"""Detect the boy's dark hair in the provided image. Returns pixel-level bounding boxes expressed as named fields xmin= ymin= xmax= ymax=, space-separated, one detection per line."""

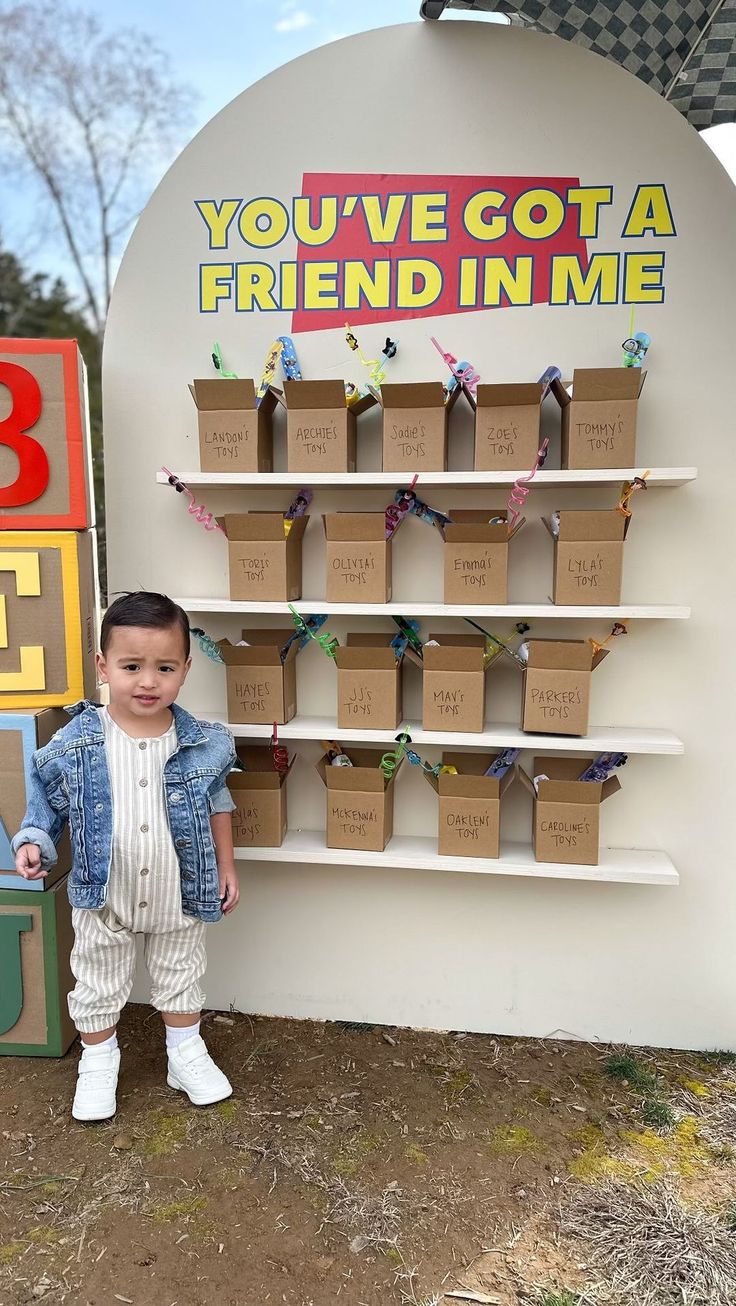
xmin=100 ymin=592 xmax=190 ymax=658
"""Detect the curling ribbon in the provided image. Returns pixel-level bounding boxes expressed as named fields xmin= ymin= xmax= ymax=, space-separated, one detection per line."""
xmin=463 ymin=617 xmax=530 ymax=668
xmin=618 ymin=471 xmax=650 ymax=518
xmin=588 ymin=621 xmax=628 ymax=658
xmin=345 ymin=323 xmax=398 ymax=388
xmin=287 ymin=603 xmax=339 ymax=659
xmin=271 ymin=722 xmax=290 ymax=777
xmin=190 ymin=627 xmax=225 ymax=662
xmin=161 ymin=467 xmax=225 ymax=535
xmin=429 ymin=337 xmax=481 ymax=397
xmin=379 ymin=727 xmax=410 ymax=782
xmin=255 ymin=339 xmax=284 ymax=406
xmin=212 ymin=342 xmax=238 ymax=378
xmin=506 ymin=438 xmax=550 ymax=534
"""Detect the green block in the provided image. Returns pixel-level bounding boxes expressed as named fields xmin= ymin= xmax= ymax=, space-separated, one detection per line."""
xmin=0 ymin=876 xmax=76 ymax=1057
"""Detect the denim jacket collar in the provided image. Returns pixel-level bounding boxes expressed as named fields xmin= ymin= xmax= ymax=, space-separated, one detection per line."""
xmin=63 ymin=699 xmax=208 ymax=748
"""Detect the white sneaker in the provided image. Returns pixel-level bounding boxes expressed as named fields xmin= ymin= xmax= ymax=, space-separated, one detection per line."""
xmin=72 ymin=1045 xmax=120 ymax=1122
xmin=167 ymin=1034 xmax=232 ymax=1106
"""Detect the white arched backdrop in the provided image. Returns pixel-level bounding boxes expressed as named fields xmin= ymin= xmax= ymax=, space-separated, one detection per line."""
xmin=104 ymin=21 xmax=735 ymax=1049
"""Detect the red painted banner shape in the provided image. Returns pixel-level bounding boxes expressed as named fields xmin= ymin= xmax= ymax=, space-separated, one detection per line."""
xmin=291 ymin=171 xmax=587 ymax=332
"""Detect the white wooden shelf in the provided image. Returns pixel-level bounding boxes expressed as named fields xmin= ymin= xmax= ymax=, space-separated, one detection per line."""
xmin=157 ymin=468 xmax=697 ymax=489
xmin=233 ymin=831 xmax=678 ymax=885
xmin=178 ymin=598 xmax=691 ymax=620
xmin=218 ymin=715 xmax=684 ymax=756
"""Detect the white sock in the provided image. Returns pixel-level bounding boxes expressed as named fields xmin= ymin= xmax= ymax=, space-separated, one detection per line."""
xmin=165 ymin=1021 xmax=200 ymax=1051
xmin=81 ymin=1032 xmax=118 ymax=1051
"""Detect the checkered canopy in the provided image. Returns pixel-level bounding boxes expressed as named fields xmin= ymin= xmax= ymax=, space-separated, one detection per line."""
xmin=421 ymin=1 xmax=736 ymax=129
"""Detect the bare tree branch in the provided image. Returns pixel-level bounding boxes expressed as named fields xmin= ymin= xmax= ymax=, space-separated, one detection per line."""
xmin=0 ymin=0 xmax=196 ymax=336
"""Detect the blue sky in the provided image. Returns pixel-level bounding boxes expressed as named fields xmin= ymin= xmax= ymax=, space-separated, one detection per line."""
xmin=1 ymin=0 xmax=509 ymax=296
xmin=2 ymin=0 xmax=732 ymax=302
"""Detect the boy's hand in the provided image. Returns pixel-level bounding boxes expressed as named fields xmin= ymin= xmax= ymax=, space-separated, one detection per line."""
xmin=219 ymin=866 xmax=240 ymax=915
xmin=15 ymin=844 xmax=47 ymax=880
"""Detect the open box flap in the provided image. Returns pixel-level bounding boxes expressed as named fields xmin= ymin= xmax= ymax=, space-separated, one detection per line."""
xmin=221 ymin=513 xmax=308 ymax=543
xmin=190 ymin=378 xmax=258 ymax=411
xmin=570 ymin=367 xmax=646 ymax=402
xmin=381 ymin=381 xmax=447 ymax=410
xmin=557 ymin=510 xmax=627 ymax=542
xmin=323 ymin=512 xmax=386 ymax=542
xmin=284 ymin=379 xmax=347 ymax=409
xmin=526 ymin=639 xmax=593 ymax=672
xmin=334 ymin=646 xmax=397 ymax=670
xmin=476 ymin=382 xmax=544 ymax=408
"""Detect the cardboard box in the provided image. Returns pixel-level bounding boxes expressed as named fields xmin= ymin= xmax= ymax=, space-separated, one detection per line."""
xmin=189 ymin=378 xmax=275 ymax=472
xmin=425 ymin=750 xmax=516 ymax=859
xmin=521 ymin=639 xmax=608 ymax=737
xmin=553 ymin=369 xmax=645 ymax=469
xmin=277 ymin=380 xmax=375 ymax=473
xmin=219 ymin=629 xmax=298 ymax=725
xmin=518 ymin=755 xmax=621 ymax=865
xmin=227 ymin=744 xmax=293 ymax=848
xmin=471 ymin=382 xmax=544 ymax=471
xmin=317 ymin=746 xmax=400 ymax=853
xmin=380 ymin=381 xmax=456 ymax=472
xmin=422 ymin=633 xmax=487 ymax=733
xmin=546 ymin=510 xmax=629 ymax=606
xmin=1 ymin=709 xmax=71 ymax=890
xmin=0 ymin=874 xmax=76 ymax=1056
xmin=335 ymin=633 xmax=402 ymax=731
xmin=444 ymin=509 xmax=522 ymax=604
xmin=0 ymin=338 xmax=94 ymax=531
xmin=220 ymin=512 xmax=308 ymax=602
xmin=324 ymin=513 xmax=391 ymax=603
xmin=0 ymin=530 xmax=97 ymax=709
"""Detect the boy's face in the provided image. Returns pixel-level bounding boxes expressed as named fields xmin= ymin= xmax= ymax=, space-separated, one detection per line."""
xmin=96 ymin=624 xmax=191 ymax=718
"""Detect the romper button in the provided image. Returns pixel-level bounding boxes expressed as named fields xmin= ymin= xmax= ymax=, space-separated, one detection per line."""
xmin=170 ymin=793 xmax=180 ymax=804
xmin=139 ymin=778 xmax=148 ymax=788
xmin=175 ymin=837 xmax=187 ymax=847
xmin=140 ymin=823 xmax=149 ymax=833
xmin=140 ymin=867 xmax=150 ymax=876
xmin=95 ymin=803 xmax=103 ymax=812
xmin=139 ymin=900 xmax=148 ymax=909
xmin=139 ymin=742 xmax=147 ymax=750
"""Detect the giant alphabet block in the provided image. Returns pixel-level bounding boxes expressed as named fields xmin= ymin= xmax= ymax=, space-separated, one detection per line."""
xmin=0 ymin=709 xmax=71 ymax=890
xmin=0 ymin=875 xmax=76 ymax=1057
xmin=0 ymin=530 xmax=97 ymax=709
xmin=0 ymin=338 xmax=94 ymax=530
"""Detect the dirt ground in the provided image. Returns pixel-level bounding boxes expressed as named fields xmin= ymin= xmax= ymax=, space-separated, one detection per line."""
xmin=1 ymin=1009 xmax=735 ymax=1306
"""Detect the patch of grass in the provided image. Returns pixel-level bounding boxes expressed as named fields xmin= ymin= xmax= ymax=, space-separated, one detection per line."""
xmin=605 ymin=1054 xmax=658 ymax=1095
xmin=620 ymin=1115 xmax=713 ymax=1180
xmin=568 ymin=1148 xmax=639 ymax=1184
xmin=216 ymin=1099 xmax=240 ymax=1122
xmin=532 ymin=1086 xmax=553 ymax=1108
xmin=538 ymin=1292 xmax=583 ymax=1306
xmin=148 ymin=1195 xmax=208 ymax=1224
xmin=0 ymin=1242 xmax=24 ymax=1266
xmin=487 ymin=1125 xmax=542 ymax=1155
xmin=443 ymin=1068 xmax=473 ymax=1101
xmin=679 ymin=1078 xmax=711 ymax=1098
xmin=641 ymin=1099 xmax=676 ymax=1130
xmin=404 ymin=1143 xmax=429 ymax=1166
xmin=25 ymin=1225 xmax=60 ymax=1246
xmin=142 ymin=1111 xmax=188 ymax=1156
xmin=701 ymin=1050 xmax=736 ymax=1067
xmin=723 ymin=1202 xmax=736 ymax=1232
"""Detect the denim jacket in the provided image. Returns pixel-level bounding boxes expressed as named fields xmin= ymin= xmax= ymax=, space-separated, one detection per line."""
xmin=11 ymin=700 xmax=237 ymax=924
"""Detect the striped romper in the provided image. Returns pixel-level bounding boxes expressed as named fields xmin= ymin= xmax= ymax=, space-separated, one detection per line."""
xmin=67 ymin=707 xmax=207 ymax=1033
